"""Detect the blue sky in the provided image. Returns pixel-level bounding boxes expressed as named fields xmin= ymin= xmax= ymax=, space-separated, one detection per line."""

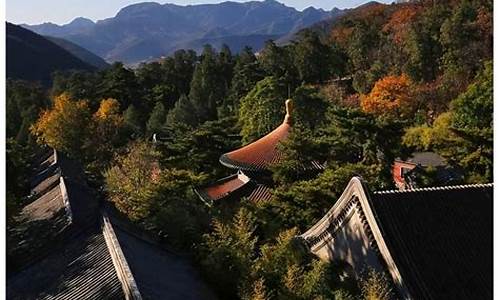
xmin=7 ymin=0 xmax=390 ymax=25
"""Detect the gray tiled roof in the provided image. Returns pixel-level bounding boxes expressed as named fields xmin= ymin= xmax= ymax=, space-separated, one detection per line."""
xmin=370 ymin=184 xmax=493 ymax=299
xmin=8 ymin=227 xmax=124 ymax=300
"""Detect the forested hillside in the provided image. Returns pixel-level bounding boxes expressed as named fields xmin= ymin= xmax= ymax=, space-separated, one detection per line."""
xmin=6 ymin=23 xmax=95 ymax=84
xmin=7 ymin=0 xmax=492 ymax=298
xmin=45 ymin=36 xmax=109 ymax=69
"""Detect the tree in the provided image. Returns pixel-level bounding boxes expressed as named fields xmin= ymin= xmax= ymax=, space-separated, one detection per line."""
xmin=165 ymin=94 xmax=197 ymax=128
xmin=201 ymin=208 xmax=258 ymax=298
xmin=239 ymin=77 xmax=287 ymax=143
xmin=293 ymin=30 xmax=333 ymax=84
xmin=30 ymin=93 xmax=91 ymax=158
xmin=226 ymin=47 xmax=265 ymax=113
xmin=403 ymin=61 xmax=493 ymax=182
xmin=258 ymin=41 xmax=299 ymax=88
xmin=361 ymin=74 xmax=414 ymax=118
xmin=146 ymin=102 xmax=167 ymax=136
xmin=123 ymin=104 xmax=144 ymax=137
xmin=104 ymin=141 xmax=161 ymax=221
xmin=189 ymin=45 xmax=227 ymax=124
xmin=359 ymin=268 xmax=393 ymax=300
xmin=86 ymin=98 xmax=127 ymax=171
xmin=98 ymin=62 xmax=139 ymax=109
xmin=7 ymin=80 xmax=49 ymax=144
xmin=440 ymin=1 xmax=483 ymax=89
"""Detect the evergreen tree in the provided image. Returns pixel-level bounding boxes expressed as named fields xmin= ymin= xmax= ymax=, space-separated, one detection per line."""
xmin=146 ymin=102 xmax=167 ymax=136
xmin=189 ymin=45 xmax=227 ymax=124
xmin=98 ymin=62 xmax=139 ymax=109
xmin=239 ymin=76 xmax=287 ymax=143
xmin=293 ymin=30 xmax=333 ymax=84
xmin=123 ymin=104 xmax=144 ymax=137
xmin=227 ymin=47 xmax=265 ymax=113
xmin=165 ymin=94 xmax=197 ymax=127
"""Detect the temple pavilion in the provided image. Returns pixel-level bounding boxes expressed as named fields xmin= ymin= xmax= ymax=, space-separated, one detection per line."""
xmin=194 ymin=99 xmax=323 ymax=206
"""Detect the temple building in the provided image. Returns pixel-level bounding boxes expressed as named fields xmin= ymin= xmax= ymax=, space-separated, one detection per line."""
xmin=298 ymin=177 xmax=492 ymax=299
xmin=392 ymin=152 xmax=461 ymax=189
xmin=7 ymin=150 xmax=216 ymax=300
xmin=195 ymin=99 xmax=323 ymax=206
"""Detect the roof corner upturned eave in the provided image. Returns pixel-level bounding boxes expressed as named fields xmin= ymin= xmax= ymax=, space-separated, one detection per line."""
xmin=299 ymin=176 xmax=412 ymax=299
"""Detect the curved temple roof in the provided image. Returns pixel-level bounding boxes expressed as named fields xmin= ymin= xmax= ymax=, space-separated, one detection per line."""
xmin=220 ymin=99 xmax=323 ymax=172
xmin=299 ymin=178 xmax=493 ymax=300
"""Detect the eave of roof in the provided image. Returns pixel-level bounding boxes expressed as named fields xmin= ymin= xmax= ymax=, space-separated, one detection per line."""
xmin=220 ymin=120 xmax=291 ymax=172
xmin=300 ymin=178 xmax=493 ymax=300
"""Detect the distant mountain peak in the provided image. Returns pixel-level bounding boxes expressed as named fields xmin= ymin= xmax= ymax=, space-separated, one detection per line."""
xmin=68 ymin=17 xmax=95 ymax=26
xmin=23 ymin=0 xmax=344 ymax=64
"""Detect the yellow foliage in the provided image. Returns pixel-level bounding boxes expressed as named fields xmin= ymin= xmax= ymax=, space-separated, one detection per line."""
xmin=361 ymin=74 xmax=413 ymax=117
xmin=94 ymin=98 xmax=121 ymax=120
xmin=30 ymin=93 xmax=91 ymax=155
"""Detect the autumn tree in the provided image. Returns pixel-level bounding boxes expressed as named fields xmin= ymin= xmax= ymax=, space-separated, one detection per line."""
xmin=86 ymin=98 xmax=127 ymax=171
xmin=361 ymin=74 xmax=414 ymax=118
xmin=30 ymin=93 xmax=92 ymax=158
xmin=403 ymin=61 xmax=492 ymax=182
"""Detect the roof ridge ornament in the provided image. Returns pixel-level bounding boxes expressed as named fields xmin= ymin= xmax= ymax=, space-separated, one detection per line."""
xmin=284 ymin=99 xmax=293 ymax=124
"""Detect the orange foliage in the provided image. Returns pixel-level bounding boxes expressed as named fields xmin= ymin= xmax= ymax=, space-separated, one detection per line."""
xmin=361 ymin=74 xmax=413 ymax=117
xmin=383 ymin=5 xmax=421 ymax=44
xmin=331 ymin=27 xmax=354 ymax=47
xmin=94 ymin=98 xmax=121 ymax=120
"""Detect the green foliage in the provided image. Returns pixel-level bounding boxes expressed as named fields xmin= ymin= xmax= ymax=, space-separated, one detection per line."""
xmin=159 ymin=116 xmax=241 ymax=178
xmin=239 ymin=76 xmax=287 ymax=143
xmin=104 ymin=141 xmax=209 ymax=248
xmin=403 ymin=62 xmax=492 ymax=182
xmin=165 ymin=94 xmax=198 ymax=127
xmin=226 ymin=47 xmax=265 ymax=113
xmin=123 ymin=104 xmax=144 ymax=137
xmin=268 ymin=163 xmax=384 ymax=231
xmin=104 ymin=141 xmax=162 ymax=221
xmin=7 ymin=80 xmax=49 ymax=144
xmin=146 ymin=102 xmax=167 ymax=136
xmin=189 ymin=45 xmax=229 ymax=124
xmin=97 ymin=62 xmax=139 ymax=109
xmin=201 ymin=208 xmax=258 ymax=297
xmin=293 ymin=30 xmax=336 ymax=84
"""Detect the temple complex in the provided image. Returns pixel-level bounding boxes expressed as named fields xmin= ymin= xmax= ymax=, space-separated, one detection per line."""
xmin=298 ymin=177 xmax=493 ymax=299
xmin=195 ymin=99 xmax=323 ymax=206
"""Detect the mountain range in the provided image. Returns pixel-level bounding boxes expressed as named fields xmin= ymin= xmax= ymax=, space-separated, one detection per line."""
xmin=21 ymin=0 xmax=344 ymax=64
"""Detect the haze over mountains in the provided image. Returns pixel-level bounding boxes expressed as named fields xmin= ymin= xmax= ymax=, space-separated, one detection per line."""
xmin=22 ymin=0 xmax=344 ymax=64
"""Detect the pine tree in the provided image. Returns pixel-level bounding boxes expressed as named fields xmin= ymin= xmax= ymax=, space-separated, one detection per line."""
xmin=123 ymin=104 xmax=144 ymax=137
xmin=146 ymin=102 xmax=167 ymax=136
xmin=189 ymin=45 xmax=226 ymax=124
xmin=166 ymin=95 xmax=197 ymax=127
